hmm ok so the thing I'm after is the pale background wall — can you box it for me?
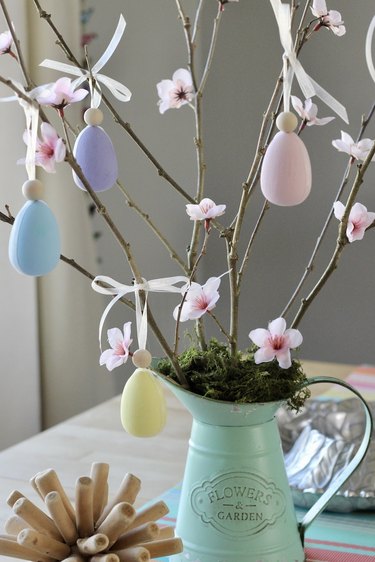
[1,1,375,447]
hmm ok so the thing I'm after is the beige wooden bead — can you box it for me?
[276,111,298,133]
[22,179,44,200]
[84,108,104,126]
[132,349,152,369]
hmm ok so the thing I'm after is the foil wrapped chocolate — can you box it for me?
[277,399,375,512]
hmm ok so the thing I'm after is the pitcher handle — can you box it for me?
[297,376,373,543]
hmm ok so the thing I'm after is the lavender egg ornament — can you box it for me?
[261,111,312,206]
[9,183,60,276]
[73,108,118,192]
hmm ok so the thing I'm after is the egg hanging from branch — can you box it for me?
[8,180,60,276]
[121,356,167,438]
[73,108,118,192]
[260,111,312,206]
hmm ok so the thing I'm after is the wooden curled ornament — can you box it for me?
[0,462,183,562]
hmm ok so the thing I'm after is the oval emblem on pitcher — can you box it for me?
[191,471,286,538]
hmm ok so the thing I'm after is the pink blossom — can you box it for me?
[157,69,194,114]
[173,277,222,322]
[34,77,88,113]
[186,198,226,230]
[333,201,375,243]
[291,96,334,127]
[21,123,66,173]
[332,132,375,161]
[311,0,345,36]
[186,198,226,221]
[0,29,13,55]
[219,0,239,10]
[100,322,133,371]
[249,317,303,370]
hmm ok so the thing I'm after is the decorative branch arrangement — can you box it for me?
[0,462,182,561]
[1,0,375,432]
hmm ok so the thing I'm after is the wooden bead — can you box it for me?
[84,108,104,126]
[132,350,152,369]
[22,179,44,200]
[276,111,298,133]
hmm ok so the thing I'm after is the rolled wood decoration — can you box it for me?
[0,462,182,561]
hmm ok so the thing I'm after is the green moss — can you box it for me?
[156,339,310,411]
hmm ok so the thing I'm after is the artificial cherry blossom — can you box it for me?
[333,201,375,243]
[291,96,334,127]
[186,197,226,231]
[21,123,66,173]
[34,77,88,114]
[219,0,239,11]
[249,317,303,370]
[173,277,222,322]
[311,0,345,36]
[157,69,194,114]
[332,132,375,161]
[0,29,14,56]
[100,322,133,371]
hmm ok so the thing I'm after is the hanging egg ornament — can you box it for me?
[73,108,118,192]
[260,111,312,206]
[121,350,167,437]
[8,179,60,276]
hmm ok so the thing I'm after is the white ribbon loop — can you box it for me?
[270,0,348,123]
[24,104,39,181]
[366,15,375,84]
[40,14,131,108]
[92,274,189,351]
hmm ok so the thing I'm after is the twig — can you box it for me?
[281,100,375,318]
[291,140,375,329]
[175,0,198,92]
[198,5,223,96]
[173,230,210,354]
[0,0,33,88]
[116,179,188,273]
[33,0,77,64]
[192,0,204,44]
[0,206,14,224]
[238,200,270,288]
[208,310,231,341]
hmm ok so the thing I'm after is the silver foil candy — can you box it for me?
[277,399,375,512]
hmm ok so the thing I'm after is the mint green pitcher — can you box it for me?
[160,376,373,562]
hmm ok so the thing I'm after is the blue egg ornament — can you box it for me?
[73,108,118,192]
[9,199,60,276]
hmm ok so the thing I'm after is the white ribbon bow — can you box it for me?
[40,14,131,108]
[269,0,348,123]
[92,274,189,350]
[366,15,375,85]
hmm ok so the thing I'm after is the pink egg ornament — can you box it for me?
[260,111,312,206]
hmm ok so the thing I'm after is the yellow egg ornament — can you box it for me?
[120,367,167,437]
